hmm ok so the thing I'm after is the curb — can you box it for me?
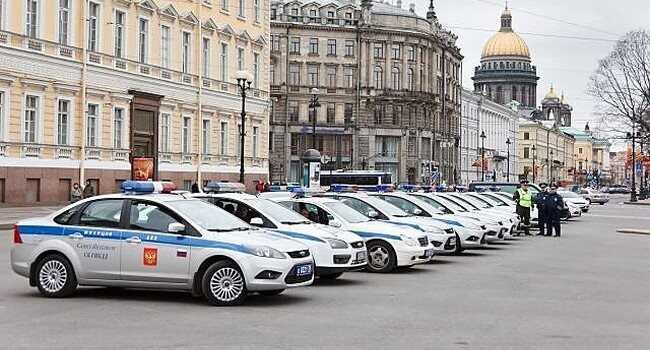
[623,201,650,205]
[617,229,650,235]
[0,223,14,230]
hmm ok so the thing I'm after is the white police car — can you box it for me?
[319,191,456,255]
[10,181,314,306]
[434,193,513,241]
[278,197,433,273]
[367,191,488,253]
[189,185,367,280]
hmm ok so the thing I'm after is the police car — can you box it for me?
[473,191,539,227]
[10,181,314,306]
[367,191,488,253]
[434,193,515,240]
[189,183,367,280]
[277,196,433,273]
[319,189,456,255]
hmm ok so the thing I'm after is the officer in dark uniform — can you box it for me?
[544,183,564,237]
[535,184,549,236]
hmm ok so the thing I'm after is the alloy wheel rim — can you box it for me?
[369,246,389,269]
[209,267,244,302]
[39,260,68,293]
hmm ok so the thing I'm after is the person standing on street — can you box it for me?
[513,180,533,236]
[535,184,549,236]
[544,184,564,237]
[71,183,82,203]
[82,180,95,198]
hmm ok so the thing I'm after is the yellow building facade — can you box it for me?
[0,0,270,205]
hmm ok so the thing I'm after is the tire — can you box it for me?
[258,289,285,297]
[366,241,397,273]
[201,260,247,306]
[35,253,77,298]
[454,234,464,255]
[319,272,344,280]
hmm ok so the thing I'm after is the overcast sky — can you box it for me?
[410,0,649,141]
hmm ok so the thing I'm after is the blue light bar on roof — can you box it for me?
[121,181,176,194]
[398,184,419,192]
[329,184,357,193]
[204,181,245,193]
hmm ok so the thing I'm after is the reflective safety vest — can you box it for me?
[517,188,532,208]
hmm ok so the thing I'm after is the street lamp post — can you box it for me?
[638,132,646,200]
[309,88,321,149]
[627,130,637,202]
[236,70,252,185]
[480,131,486,181]
[573,154,577,184]
[532,144,537,183]
[549,150,554,183]
[506,138,512,182]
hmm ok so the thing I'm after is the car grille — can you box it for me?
[350,241,364,249]
[431,240,443,247]
[284,263,314,284]
[444,237,456,250]
[333,254,351,264]
[287,249,310,259]
[418,236,429,247]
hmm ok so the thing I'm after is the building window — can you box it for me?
[393,105,401,125]
[523,147,530,159]
[344,67,354,88]
[138,18,148,63]
[221,0,228,11]
[391,67,401,90]
[327,39,336,56]
[160,25,170,68]
[26,0,39,38]
[374,104,385,124]
[309,38,319,55]
[0,91,4,140]
[327,103,335,124]
[24,95,39,143]
[86,103,98,147]
[58,0,70,45]
[579,147,583,154]
[270,8,276,20]
[271,35,280,51]
[253,53,259,88]
[238,0,245,17]
[269,131,274,152]
[308,65,319,86]
[344,103,353,125]
[373,43,384,59]
[289,64,300,85]
[160,113,170,152]
[254,0,260,22]
[407,68,414,91]
[182,32,191,73]
[87,2,99,51]
[290,37,300,54]
[237,47,245,71]
[57,99,69,145]
[182,117,191,154]
[0,0,4,30]
[288,102,298,122]
[202,119,211,155]
[252,126,259,158]
[114,11,125,58]
[373,66,383,89]
[327,66,336,88]
[391,44,401,60]
[345,40,355,57]
[113,107,123,149]
[220,122,228,155]
[407,46,415,61]
[202,37,210,77]
[523,132,529,140]
[220,43,228,81]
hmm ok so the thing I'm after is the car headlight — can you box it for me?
[324,238,349,249]
[249,245,287,259]
[400,234,418,246]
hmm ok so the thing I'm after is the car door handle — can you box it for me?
[125,236,142,244]
[68,232,84,240]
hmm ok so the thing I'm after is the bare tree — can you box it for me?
[589,30,650,136]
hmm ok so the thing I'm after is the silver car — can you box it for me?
[11,192,314,306]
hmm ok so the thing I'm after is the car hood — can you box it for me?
[201,228,309,253]
[345,220,424,240]
[274,223,363,243]
[388,216,451,234]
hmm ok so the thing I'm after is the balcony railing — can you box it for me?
[56,146,74,159]
[112,150,129,161]
[22,145,42,158]
[0,144,6,157]
[85,148,101,160]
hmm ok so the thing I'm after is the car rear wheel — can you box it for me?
[202,261,247,306]
[366,241,396,273]
[258,289,285,296]
[35,253,77,298]
[454,234,464,255]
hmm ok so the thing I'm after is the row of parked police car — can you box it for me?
[10,181,582,306]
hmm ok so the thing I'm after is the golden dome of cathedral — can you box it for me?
[481,7,531,59]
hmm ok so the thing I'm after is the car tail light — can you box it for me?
[13,225,23,244]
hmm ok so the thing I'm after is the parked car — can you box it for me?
[579,188,609,205]
[468,182,542,195]
[602,185,632,194]
[558,191,590,213]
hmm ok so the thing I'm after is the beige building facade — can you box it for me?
[518,120,575,184]
[0,0,270,205]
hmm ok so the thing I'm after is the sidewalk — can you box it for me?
[623,199,650,205]
[0,206,61,230]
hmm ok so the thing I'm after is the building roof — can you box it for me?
[481,7,530,59]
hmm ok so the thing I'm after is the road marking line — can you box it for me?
[590,214,650,221]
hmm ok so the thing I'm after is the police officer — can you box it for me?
[544,183,564,237]
[535,184,549,236]
[513,180,533,236]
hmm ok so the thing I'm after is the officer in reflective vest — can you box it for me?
[513,180,533,236]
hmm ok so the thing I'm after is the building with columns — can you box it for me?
[518,119,575,184]
[560,124,611,185]
[0,0,270,205]
[268,0,463,185]
[472,6,539,108]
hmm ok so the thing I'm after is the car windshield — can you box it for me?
[432,195,469,212]
[357,196,411,217]
[559,191,580,198]
[166,199,251,232]
[323,201,372,224]
[465,194,495,208]
[492,192,516,203]
[480,193,510,206]
[447,195,481,210]
[245,198,311,225]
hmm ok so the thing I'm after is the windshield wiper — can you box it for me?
[208,227,250,232]
[281,221,311,225]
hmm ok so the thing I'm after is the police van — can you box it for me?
[10,181,314,306]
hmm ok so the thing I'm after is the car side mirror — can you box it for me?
[250,217,264,226]
[329,220,342,228]
[368,211,379,218]
[168,222,186,234]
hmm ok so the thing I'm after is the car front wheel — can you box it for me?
[35,253,77,298]
[202,261,247,306]
[366,241,397,273]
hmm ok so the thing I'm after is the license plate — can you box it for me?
[356,251,367,262]
[295,264,312,277]
[448,237,456,245]
[424,249,434,257]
